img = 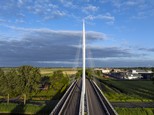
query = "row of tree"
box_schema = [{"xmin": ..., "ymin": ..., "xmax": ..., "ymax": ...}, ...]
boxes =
[
  {"xmin": 0, "ymin": 66, "xmax": 41, "ymax": 104},
  {"xmin": 0, "ymin": 66, "xmax": 70, "ymax": 104},
  {"xmin": 75, "ymin": 68, "xmax": 102, "ymax": 79}
]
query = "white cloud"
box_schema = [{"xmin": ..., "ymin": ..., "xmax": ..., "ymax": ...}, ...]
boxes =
[
  {"xmin": 82, "ymin": 5, "xmax": 99, "ymax": 14},
  {"xmin": 2, "ymin": 25, "xmax": 108, "ymax": 41},
  {"xmin": 48, "ymin": 3, "xmax": 58, "ymax": 9},
  {"xmin": 85, "ymin": 13, "xmax": 115, "ymax": 24},
  {"xmin": 44, "ymin": 10, "xmax": 66, "ymax": 20},
  {"xmin": 0, "ymin": 19, "xmax": 5, "ymax": 22},
  {"xmin": 17, "ymin": 0, "xmax": 24, "ymax": 7},
  {"xmin": 37, "ymin": 61, "xmax": 78, "ymax": 65},
  {"xmin": 15, "ymin": 19, "xmax": 25, "ymax": 23},
  {"xmin": 62, "ymin": 1, "xmax": 77, "ymax": 8},
  {"xmin": 124, "ymin": 1, "xmax": 138, "ymax": 6}
]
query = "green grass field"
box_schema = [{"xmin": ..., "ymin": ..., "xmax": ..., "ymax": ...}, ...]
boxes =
[
  {"xmin": 0, "ymin": 101, "xmax": 59, "ymax": 115},
  {"xmin": 0, "ymin": 103, "xmax": 45, "ymax": 114},
  {"xmin": 115, "ymin": 108, "xmax": 154, "ymax": 115},
  {"xmin": 97, "ymin": 79, "xmax": 154, "ymax": 102}
]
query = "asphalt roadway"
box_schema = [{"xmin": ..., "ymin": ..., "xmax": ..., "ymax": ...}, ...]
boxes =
[
  {"xmin": 61, "ymin": 79, "xmax": 82, "ymax": 115},
  {"xmin": 86, "ymin": 79, "xmax": 106, "ymax": 115}
]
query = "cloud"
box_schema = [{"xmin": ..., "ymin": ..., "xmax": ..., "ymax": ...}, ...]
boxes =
[
  {"xmin": 0, "ymin": 19, "xmax": 5, "ymax": 23},
  {"xmin": 0, "ymin": 0, "xmax": 66, "ymax": 21},
  {"xmin": 15, "ymin": 19, "xmax": 25, "ymax": 23},
  {"xmin": 60, "ymin": 1, "xmax": 77, "ymax": 8},
  {"xmin": 110, "ymin": 0, "xmax": 146, "ymax": 8},
  {"xmin": 4, "ymin": 25, "xmax": 107, "ymax": 40},
  {"xmin": 124, "ymin": 1, "xmax": 138, "ymax": 6},
  {"xmin": 91, "ymin": 58, "xmax": 154, "ymax": 67},
  {"xmin": 138, "ymin": 48, "xmax": 154, "ymax": 52},
  {"xmin": 82, "ymin": 5, "xmax": 99, "ymax": 14},
  {"xmin": 44, "ymin": 10, "xmax": 66, "ymax": 20},
  {"xmin": 85, "ymin": 13, "xmax": 115, "ymax": 23},
  {"xmin": 26, "ymin": 1, "xmax": 66, "ymax": 20},
  {"xmin": 87, "ymin": 46, "xmax": 133, "ymax": 58},
  {"xmin": 0, "ymin": 26, "xmax": 136, "ymax": 67},
  {"xmin": 37, "ymin": 61, "xmax": 78, "ymax": 65}
]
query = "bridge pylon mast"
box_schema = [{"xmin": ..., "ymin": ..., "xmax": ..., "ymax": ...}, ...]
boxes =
[{"xmin": 82, "ymin": 19, "xmax": 86, "ymax": 115}]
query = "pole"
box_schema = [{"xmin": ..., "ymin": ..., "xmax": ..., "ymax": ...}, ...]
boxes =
[
  {"xmin": 7, "ymin": 94, "xmax": 9, "ymax": 104},
  {"xmin": 82, "ymin": 19, "xmax": 86, "ymax": 115}
]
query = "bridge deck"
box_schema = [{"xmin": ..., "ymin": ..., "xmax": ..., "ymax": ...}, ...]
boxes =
[
  {"xmin": 62, "ymin": 79, "xmax": 82, "ymax": 115},
  {"xmin": 86, "ymin": 79, "xmax": 106, "ymax": 115}
]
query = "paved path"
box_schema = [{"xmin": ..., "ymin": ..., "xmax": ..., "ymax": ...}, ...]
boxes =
[
  {"xmin": 62, "ymin": 79, "xmax": 82, "ymax": 115},
  {"xmin": 86, "ymin": 79, "xmax": 106, "ymax": 115}
]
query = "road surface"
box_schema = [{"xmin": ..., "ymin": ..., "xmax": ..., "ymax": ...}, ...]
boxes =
[
  {"xmin": 86, "ymin": 79, "xmax": 106, "ymax": 115},
  {"xmin": 61, "ymin": 79, "xmax": 82, "ymax": 115}
]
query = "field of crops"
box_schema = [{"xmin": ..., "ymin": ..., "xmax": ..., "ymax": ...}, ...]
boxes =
[
  {"xmin": 115, "ymin": 107, "xmax": 154, "ymax": 115},
  {"xmin": 40, "ymin": 68, "xmax": 77, "ymax": 75},
  {"xmin": 97, "ymin": 79, "xmax": 154, "ymax": 102},
  {"xmin": 1, "ymin": 67, "xmax": 77, "ymax": 75}
]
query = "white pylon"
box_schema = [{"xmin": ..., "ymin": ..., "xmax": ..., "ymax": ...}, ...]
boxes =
[{"xmin": 82, "ymin": 19, "xmax": 86, "ymax": 115}]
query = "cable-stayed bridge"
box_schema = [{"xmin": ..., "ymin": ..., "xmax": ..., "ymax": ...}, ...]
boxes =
[{"xmin": 50, "ymin": 20, "xmax": 118, "ymax": 115}]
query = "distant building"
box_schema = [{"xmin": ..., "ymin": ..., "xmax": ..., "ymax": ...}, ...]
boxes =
[
  {"xmin": 94, "ymin": 68, "xmax": 111, "ymax": 74},
  {"xmin": 126, "ymin": 69, "xmax": 153, "ymax": 79},
  {"xmin": 129, "ymin": 69, "xmax": 152, "ymax": 74},
  {"xmin": 113, "ymin": 69, "xmax": 123, "ymax": 73},
  {"xmin": 102, "ymin": 68, "xmax": 111, "ymax": 74},
  {"xmin": 109, "ymin": 69, "xmax": 153, "ymax": 80},
  {"xmin": 110, "ymin": 72, "xmax": 126, "ymax": 79},
  {"xmin": 125, "ymin": 73, "xmax": 142, "ymax": 79}
]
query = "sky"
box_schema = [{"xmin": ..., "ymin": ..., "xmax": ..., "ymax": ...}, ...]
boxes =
[{"xmin": 0, "ymin": 0, "xmax": 154, "ymax": 67}]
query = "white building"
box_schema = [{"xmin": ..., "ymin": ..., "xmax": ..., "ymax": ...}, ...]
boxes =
[
  {"xmin": 130, "ymin": 69, "xmax": 152, "ymax": 74},
  {"xmin": 125, "ymin": 73, "xmax": 142, "ymax": 79},
  {"xmin": 126, "ymin": 69, "xmax": 153, "ymax": 79},
  {"xmin": 102, "ymin": 69, "xmax": 111, "ymax": 74}
]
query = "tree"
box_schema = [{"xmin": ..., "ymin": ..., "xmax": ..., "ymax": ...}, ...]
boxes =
[
  {"xmin": 41, "ymin": 76, "xmax": 51, "ymax": 90},
  {"xmin": 95, "ymin": 70, "xmax": 102, "ymax": 78},
  {"xmin": 151, "ymin": 68, "xmax": 154, "ymax": 84},
  {"xmin": 0, "ymin": 68, "xmax": 5, "ymax": 95},
  {"xmin": 4, "ymin": 69, "xmax": 19, "ymax": 96},
  {"xmin": 75, "ymin": 70, "xmax": 82, "ymax": 79},
  {"xmin": 18, "ymin": 65, "xmax": 41, "ymax": 104},
  {"xmin": 51, "ymin": 70, "xmax": 69, "ymax": 90},
  {"xmin": 0, "ymin": 68, "xmax": 19, "ymax": 104},
  {"xmin": 86, "ymin": 68, "xmax": 94, "ymax": 79}
]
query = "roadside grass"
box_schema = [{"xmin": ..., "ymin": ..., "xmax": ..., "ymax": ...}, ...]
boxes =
[
  {"xmin": 115, "ymin": 107, "xmax": 154, "ymax": 115},
  {"xmin": 0, "ymin": 103, "xmax": 45, "ymax": 114},
  {"xmin": 0, "ymin": 81, "xmax": 69, "ymax": 114},
  {"xmin": 0, "ymin": 87, "xmax": 67, "ymax": 114},
  {"xmin": 97, "ymin": 78, "xmax": 154, "ymax": 102}
]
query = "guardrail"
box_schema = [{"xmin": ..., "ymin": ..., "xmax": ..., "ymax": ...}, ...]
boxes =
[
  {"xmin": 91, "ymin": 80, "xmax": 118, "ymax": 115},
  {"xmin": 79, "ymin": 90, "xmax": 82, "ymax": 115},
  {"xmin": 85, "ymin": 87, "xmax": 89, "ymax": 115},
  {"xmin": 50, "ymin": 80, "xmax": 77, "ymax": 115}
]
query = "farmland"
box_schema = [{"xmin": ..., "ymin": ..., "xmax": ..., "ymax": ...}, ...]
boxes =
[
  {"xmin": 115, "ymin": 108, "xmax": 154, "ymax": 115},
  {"xmin": 40, "ymin": 67, "xmax": 77, "ymax": 75},
  {"xmin": 96, "ymin": 78, "xmax": 154, "ymax": 115},
  {"xmin": 97, "ymin": 78, "xmax": 154, "ymax": 102},
  {"xmin": 1, "ymin": 67, "xmax": 77, "ymax": 76}
]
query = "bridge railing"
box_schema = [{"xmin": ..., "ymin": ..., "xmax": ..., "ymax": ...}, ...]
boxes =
[
  {"xmin": 50, "ymin": 80, "xmax": 77, "ymax": 115},
  {"xmin": 92, "ymin": 80, "xmax": 118, "ymax": 115},
  {"xmin": 79, "ymin": 90, "xmax": 82, "ymax": 115}
]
